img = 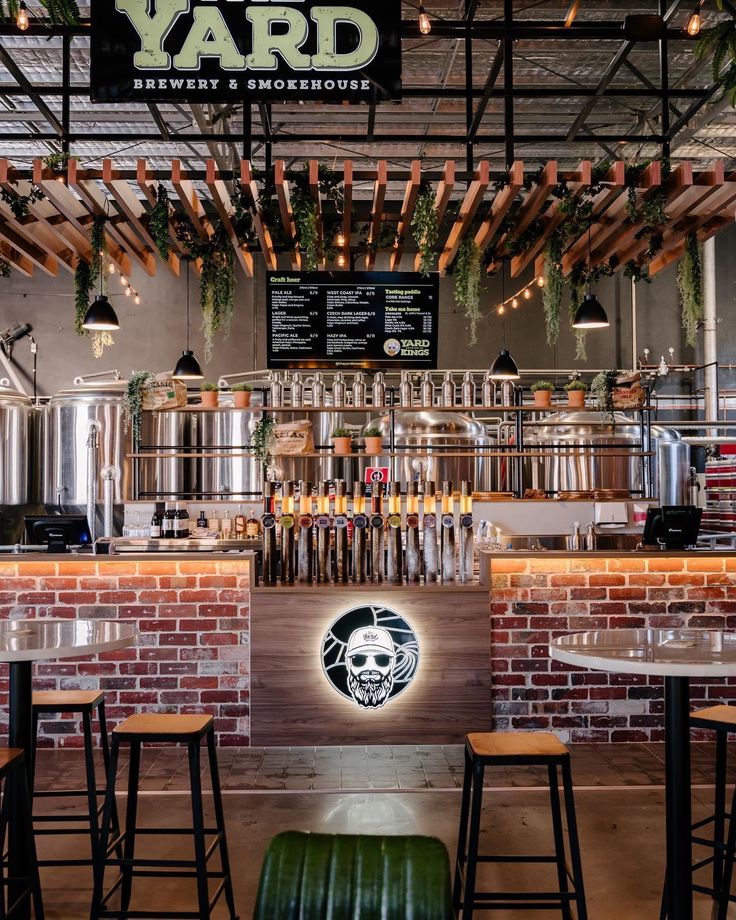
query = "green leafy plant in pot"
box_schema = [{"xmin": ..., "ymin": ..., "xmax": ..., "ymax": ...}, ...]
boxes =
[
  {"xmin": 199, "ymin": 381, "xmax": 219, "ymax": 408},
  {"xmin": 332, "ymin": 427, "xmax": 352, "ymax": 456},
  {"xmin": 231, "ymin": 383, "xmax": 252, "ymax": 409},
  {"xmin": 363, "ymin": 424, "xmax": 383, "ymax": 455},
  {"xmin": 251, "ymin": 417, "xmax": 276, "ymax": 468},
  {"xmin": 564, "ymin": 379, "xmax": 588, "ymax": 408},
  {"xmin": 530, "ymin": 380, "xmax": 554, "ymax": 408}
]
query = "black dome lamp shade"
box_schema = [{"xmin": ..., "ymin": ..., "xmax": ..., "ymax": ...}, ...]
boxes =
[
  {"xmin": 173, "ymin": 260, "xmax": 204, "ymax": 380},
  {"xmin": 82, "ymin": 293, "xmax": 119, "ymax": 331},
  {"xmin": 573, "ymin": 222, "xmax": 610, "ymax": 330},
  {"xmin": 489, "ymin": 259, "xmax": 520, "ymax": 380}
]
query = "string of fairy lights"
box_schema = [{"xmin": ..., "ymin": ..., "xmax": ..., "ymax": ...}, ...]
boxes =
[
  {"xmin": 492, "ymin": 275, "xmax": 545, "ymax": 317},
  {"xmin": 108, "ymin": 261, "xmax": 141, "ymax": 305}
]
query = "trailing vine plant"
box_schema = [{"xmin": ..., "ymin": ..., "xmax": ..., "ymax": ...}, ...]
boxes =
[
  {"xmin": 0, "ymin": 258, "xmax": 10, "ymax": 278},
  {"xmin": 453, "ymin": 237, "xmax": 482, "ymax": 346},
  {"xmin": 150, "ymin": 184, "xmax": 171, "ymax": 263},
  {"xmin": 541, "ymin": 236, "xmax": 563, "ymax": 346},
  {"xmin": 677, "ymin": 232, "xmax": 704, "ymax": 348},
  {"xmin": 411, "ymin": 178, "xmax": 439, "ymax": 277},
  {"xmin": 41, "ymin": 150, "xmax": 74, "ymax": 172},
  {"xmin": 73, "ymin": 215, "xmax": 114, "ymax": 357},
  {"xmin": 288, "ymin": 165, "xmax": 344, "ymax": 269},
  {"xmin": 0, "ymin": 184, "xmax": 44, "ymax": 220},
  {"xmin": 696, "ymin": 13, "xmax": 736, "ymax": 107},
  {"xmin": 0, "ymin": 0, "xmax": 80, "ymax": 24},
  {"xmin": 591, "ymin": 369, "xmax": 620, "ymax": 425},
  {"xmin": 251, "ymin": 416, "xmax": 277, "ymax": 467},
  {"xmin": 123, "ymin": 371, "xmax": 153, "ymax": 446}
]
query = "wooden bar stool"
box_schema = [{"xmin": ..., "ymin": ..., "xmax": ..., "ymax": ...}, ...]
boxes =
[
  {"xmin": 453, "ymin": 732, "xmax": 587, "ymax": 920},
  {"xmin": 31, "ymin": 690, "xmax": 120, "ymax": 868},
  {"xmin": 91, "ymin": 713, "xmax": 238, "ymax": 920},
  {"xmin": 0, "ymin": 748, "xmax": 44, "ymax": 919}
]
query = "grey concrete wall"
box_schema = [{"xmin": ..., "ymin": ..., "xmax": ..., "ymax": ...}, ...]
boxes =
[{"xmin": 1, "ymin": 223, "xmax": 733, "ymax": 397}]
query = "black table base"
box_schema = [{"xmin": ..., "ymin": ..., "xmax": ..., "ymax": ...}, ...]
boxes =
[
  {"xmin": 8, "ymin": 660, "xmax": 35, "ymax": 920},
  {"xmin": 662, "ymin": 675, "xmax": 693, "ymax": 920}
]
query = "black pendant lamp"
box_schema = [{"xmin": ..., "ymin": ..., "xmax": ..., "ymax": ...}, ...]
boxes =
[
  {"xmin": 573, "ymin": 223, "xmax": 610, "ymax": 330},
  {"xmin": 82, "ymin": 253, "xmax": 119, "ymax": 331},
  {"xmin": 490, "ymin": 259, "xmax": 520, "ymax": 380},
  {"xmin": 173, "ymin": 260, "xmax": 203, "ymax": 380}
]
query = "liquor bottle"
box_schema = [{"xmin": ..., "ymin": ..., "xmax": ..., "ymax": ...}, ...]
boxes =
[
  {"xmin": 246, "ymin": 510, "xmax": 260, "ymax": 539},
  {"xmin": 175, "ymin": 502, "xmax": 190, "ymax": 539},
  {"xmin": 221, "ymin": 509, "xmax": 232, "ymax": 538},
  {"xmin": 235, "ymin": 505, "xmax": 245, "ymax": 536},
  {"xmin": 399, "ymin": 371, "xmax": 413, "ymax": 407},
  {"xmin": 420, "ymin": 372, "xmax": 435, "ymax": 407},
  {"xmin": 441, "ymin": 371, "xmax": 456, "ymax": 407},
  {"xmin": 351, "ymin": 372, "xmax": 366, "ymax": 408},
  {"xmin": 163, "ymin": 502, "xmax": 176, "ymax": 539},
  {"xmin": 371, "ymin": 372, "xmax": 386, "ymax": 408},
  {"xmin": 332, "ymin": 372, "xmax": 346, "ymax": 407},
  {"xmin": 149, "ymin": 506, "xmax": 162, "ymax": 539},
  {"xmin": 196, "ymin": 510, "xmax": 208, "ymax": 530},
  {"xmin": 208, "ymin": 511, "xmax": 220, "ymax": 533}
]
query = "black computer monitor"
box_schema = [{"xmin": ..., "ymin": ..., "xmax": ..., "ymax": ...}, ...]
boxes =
[
  {"xmin": 24, "ymin": 514, "xmax": 93, "ymax": 553},
  {"xmin": 642, "ymin": 506, "xmax": 702, "ymax": 550}
]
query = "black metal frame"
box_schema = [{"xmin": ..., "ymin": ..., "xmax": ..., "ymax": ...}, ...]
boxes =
[{"xmin": 0, "ymin": 3, "xmax": 716, "ymax": 164}]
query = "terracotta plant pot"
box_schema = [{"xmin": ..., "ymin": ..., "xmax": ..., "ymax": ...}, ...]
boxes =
[
  {"xmin": 533, "ymin": 390, "xmax": 552, "ymax": 408},
  {"xmin": 566, "ymin": 390, "xmax": 586, "ymax": 408},
  {"xmin": 200, "ymin": 391, "xmax": 219, "ymax": 408},
  {"xmin": 364, "ymin": 436, "xmax": 383, "ymax": 455},
  {"xmin": 233, "ymin": 390, "xmax": 251, "ymax": 409},
  {"xmin": 333, "ymin": 436, "xmax": 352, "ymax": 455}
]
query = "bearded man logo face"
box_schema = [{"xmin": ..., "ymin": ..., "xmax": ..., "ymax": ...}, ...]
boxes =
[{"xmin": 345, "ymin": 626, "xmax": 396, "ymax": 708}]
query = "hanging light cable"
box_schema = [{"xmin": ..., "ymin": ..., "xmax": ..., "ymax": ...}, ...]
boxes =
[
  {"xmin": 572, "ymin": 221, "xmax": 610, "ymax": 329},
  {"xmin": 173, "ymin": 259, "xmax": 204, "ymax": 379},
  {"xmin": 490, "ymin": 260, "xmax": 520, "ymax": 380}
]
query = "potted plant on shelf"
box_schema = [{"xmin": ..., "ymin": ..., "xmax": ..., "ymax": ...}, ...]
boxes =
[
  {"xmin": 363, "ymin": 425, "xmax": 383, "ymax": 455},
  {"xmin": 199, "ymin": 382, "xmax": 219, "ymax": 408},
  {"xmin": 332, "ymin": 427, "xmax": 353, "ymax": 455},
  {"xmin": 231, "ymin": 383, "xmax": 252, "ymax": 409},
  {"xmin": 530, "ymin": 380, "xmax": 554, "ymax": 408},
  {"xmin": 564, "ymin": 380, "xmax": 588, "ymax": 408}
]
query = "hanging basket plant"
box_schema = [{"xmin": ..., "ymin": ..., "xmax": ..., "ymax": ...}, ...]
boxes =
[
  {"xmin": 677, "ymin": 231, "xmax": 704, "ymax": 348},
  {"xmin": 123, "ymin": 371, "xmax": 152, "ymax": 446},
  {"xmin": 411, "ymin": 178, "xmax": 439, "ymax": 277},
  {"xmin": 542, "ymin": 236, "xmax": 563, "ymax": 347},
  {"xmin": 454, "ymin": 237, "xmax": 482, "ymax": 346},
  {"xmin": 591, "ymin": 369, "xmax": 619, "ymax": 424},
  {"xmin": 251, "ymin": 416, "xmax": 277, "ymax": 467},
  {"xmin": 74, "ymin": 214, "xmax": 114, "ymax": 357},
  {"xmin": 150, "ymin": 183, "xmax": 171, "ymax": 264}
]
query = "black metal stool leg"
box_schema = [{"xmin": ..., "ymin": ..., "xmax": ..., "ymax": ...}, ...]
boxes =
[
  {"xmin": 188, "ymin": 741, "xmax": 211, "ymax": 919},
  {"xmin": 91, "ymin": 737, "xmax": 119, "ymax": 920},
  {"xmin": 0, "ymin": 774, "xmax": 9, "ymax": 920},
  {"xmin": 453, "ymin": 748, "xmax": 473, "ymax": 914},
  {"xmin": 461, "ymin": 760, "xmax": 484, "ymax": 920},
  {"xmin": 717, "ymin": 784, "xmax": 736, "ymax": 920},
  {"xmin": 82, "ymin": 712, "xmax": 99, "ymax": 861},
  {"xmin": 548, "ymin": 763, "xmax": 572, "ymax": 920},
  {"xmin": 561, "ymin": 757, "xmax": 587, "ymax": 920},
  {"xmin": 206, "ymin": 731, "xmax": 237, "ymax": 919},
  {"xmin": 29, "ymin": 714, "xmax": 39, "ymax": 802},
  {"xmin": 20, "ymin": 771, "xmax": 43, "ymax": 920},
  {"xmin": 96, "ymin": 704, "xmax": 122, "ymax": 862},
  {"xmin": 714, "ymin": 732, "xmax": 728, "ymax": 898},
  {"xmin": 120, "ymin": 741, "xmax": 140, "ymax": 914}
]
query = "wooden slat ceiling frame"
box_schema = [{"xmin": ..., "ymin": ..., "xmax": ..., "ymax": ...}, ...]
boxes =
[
  {"xmin": 474, "ymin": 160, "xmax": 523, "ymax": 254},
  {"xmin": 415, "ymin": 160, "xmax": 455, "ymax": 272},
  {"xmin": 274, "ymin": 160, "xmax": 300, "ymax": 271},
  {"xmin": 342, "ymin": 160, "xmax": 352, "ymax": 270},
  {"xmin": 308, "ymin": 159, "xmax": 325, "ymax": 268},
  {"xmin": 240, "ymin": 160, "xmax": 276, "ymax": 272},
  {"xmin": 136, "ymin": 158, "xmax": 189, "ymax": 263},
  {"xmin": 438, "ymin": 160, "xmax": 490, "ymax": 274},
  {"xmin": 390, "ymin": 160, "xmax": 422, "ymax": 272},
  {"xmin": 366, "ymin": 160, "xmax": 388, "ymax": 272},
  {"xmin": 205, "ymin": 159, "xmax": 254, "ymax": 278},
  {"xmin": 0, "ymin": 239, "xmax": 33, "ymax": 276}
]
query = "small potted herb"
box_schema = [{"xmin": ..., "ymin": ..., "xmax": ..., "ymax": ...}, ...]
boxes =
[
  {"xmin": 332, "ymin": 427, "xmax": 353, "ymax": 456},
  {"xmin": 199, "ymin": 381, "xmax": 219, "ymax": 408},
  {"xmin": 231, "ymin": 383, "xmax": 252, "ymax": 409},
  {"xmin": 363, "ymin": 425, "xmax": 383, "ymax": 455},
  {"xmin": 564, "ymin": 379, "xmax": 588, "ymax": 408},
  {"xmin": 530, "ymin": 380, "xmax": 554, "ymax": 408}
]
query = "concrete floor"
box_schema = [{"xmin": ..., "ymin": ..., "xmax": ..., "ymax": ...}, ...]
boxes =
[{"xmin": 30, "ymin": 745, "xmax": 736, "ymax": 918}]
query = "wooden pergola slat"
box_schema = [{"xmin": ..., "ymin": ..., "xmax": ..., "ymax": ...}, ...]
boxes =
[
  {"xmin": 0, "ymin": 218, "xmax": 56, "ymax": 275},
  {"xmin": 489, "ymin": 161, "xmax": 557, "ymax": 274},
  {"xmin": 240, "ymin": 160, "xmax": 276, "ymax": 271},
  {"xmin": 205, "ymin": 159, "xmax": 254, "ymax": 278},
  {"xmin": 474, "ymin": 161, "xmax": 523, "ymax": 254},
  {"xmin": 390, "ymin": 160, "xmax": 421, "ymax": 272},
  {"xmin": 366, "ymin": 160, "xmax": 388, "ymax": 271},
  {"xmin": 438, "ymin": 160, "xmax": 490, "ymax": 273},
  {"xmin": 0, "ymin": 240, "xmax": 33, "ymax": 277},
  {"xmin": 171, "ymin": 159, "xmax": 210, "ymax": 242},
  {"xmin": 136, "ymin": 159, "xmax": 188, "ymax": 261},
  {"xmin": 342, "ymin": 160, "xmax": 352, "ymax": 270},
  {"xmin": 275, "ymin": 160, "xmax": 300, "ymax": 270}
]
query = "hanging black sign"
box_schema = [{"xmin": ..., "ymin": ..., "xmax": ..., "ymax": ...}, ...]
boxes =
[{"xmin": 90, "ymin": 0, "xmax": 401, "ymax": 103}]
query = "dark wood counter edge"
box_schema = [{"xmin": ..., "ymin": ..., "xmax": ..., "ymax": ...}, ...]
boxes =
[
  {"xmin": 480, "ymin": 550, "xmax": 736, "ymax": 558},
  {"xmin": 0, "ymin": 552, "xmax": 258, "ymax": 562},
  {"xmin": 252, "ymin": 583, "xmax": 489, "ymax": 593}
]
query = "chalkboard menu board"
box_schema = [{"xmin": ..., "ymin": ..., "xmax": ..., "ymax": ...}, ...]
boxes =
[{"xmin": 267, "ymin": 271, "xmax": 439, "ymax": 369}]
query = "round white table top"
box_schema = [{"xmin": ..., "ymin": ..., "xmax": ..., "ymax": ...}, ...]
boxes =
[
  {"xmin": 550, "ymin": 628, "xmax": 736, "ymax": 677},
  {"xmin": 0, "ymin": 619, "xmax": 138, "ymax": 662}
]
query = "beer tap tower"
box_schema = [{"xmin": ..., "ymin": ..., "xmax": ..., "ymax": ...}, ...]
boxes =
[
  {"xmin": 370, "ymin": 480, "xmax": 385, "ymax": 583},
  {"xmin": 297, "ymin": 480, "xmax": 313, "ymax": 584},
  {"xmin": 423, "ymin": 481, "xmax": 438, "ymax": 583},
  {"xmin": 440, "ymin": 480, "xmax": 456, "ymax": 583},
  {"xmin": 261, "ymin": 480, "xmax": 278, "ymax": 586},
  {"xmin": 405, "ymin": 481, "xmax": 421, "ymax": 583},
  {"xmin": 280, "ymin": 480, "xmax": 295, "ymax": 584},
  {"xmin": 386, "ymin": 481, "xmax": 403, "ymax": 585},
  {"xmin": 334, "ymin": 480, "xmax": 349, "ymax": 584},
  {"xmin": 352, "ymin": 481, "xmax": 368, "ymax": 583},
  {"xmin": 459, "ymin": 480, "xmax": 474, "ymax": 583},
  {"xmin": 316, "ymin": 481, "xmax": 331, "ymax": 583}
]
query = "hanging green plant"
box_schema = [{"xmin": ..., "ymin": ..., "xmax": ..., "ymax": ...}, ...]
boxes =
[
  {"xmin": 542, "ymin": 237, "xmax": 563, "ymax": 346},
  {"xmin": 0, "ymin": 258, "xmax": 10, "ymax": 278},
  {"xmin": 677, "ymin": 231, "xmax": 704, "ymax": 348},
  {"xmin": 251, "ymin": 416, "xmax": 277, "ymax": 467},
  {"xmin": 0, "ymin": 184, "xmax": 44, "ymax": 220},
  {"xmin": 41, "ymin": 150, "xmax": 74, "ymax": 172},
  {"xmin": 123, "ymin": 371, "xmax": 153, "ymax": 446},
  {"xmin": 74, "ymin": 260, "xmax": 94, "ymax": 335},
  {"xmin": 411, "ymin": 179, "xmax": 439, "ymax": 277},
  {"xmin": 41, "ymin": 0, "xmax": 80, "ymax": 25},
  {"xmin": 591, "ymin": 369, "xmax": 620, "ymax": 425},
  {"xmin": 150, "ymin": 184, "xmax": 171, "ymax": 263},
  {"xmin": 74, "ymin": 214, "xmax": 108, "ymax": 344},
  {"xmin": 568, "ymin": 281, "xmax": 587, "ymax": 361},
  {"xmin": 287, "ymin": 165, "xmax": 344, "ymax": 270},
  {"xmin": 696, "ymin": 16, "xmax": 736, "ymax": 107},
  {"xmin": 453, "ymin": 237, "xmax": 482, "ymax": 346}
]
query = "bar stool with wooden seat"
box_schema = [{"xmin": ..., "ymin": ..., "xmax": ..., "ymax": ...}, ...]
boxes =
[
  {"xmin": 453, "ymin": 732, "xmax": 587, "ymax": 920},
  {"xmin": 0, "ymin": 748, "xmax": 44, "ymax": 918},
  {"xmin": 91, "ymin": 713, "xmax": 238, "ymax": 920},
  {"xmin": 31, "ymin": 689, "xmax": 119, "ymax": 868}
]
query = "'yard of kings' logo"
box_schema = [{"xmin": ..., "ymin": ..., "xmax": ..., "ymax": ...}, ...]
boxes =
[{"xmin": 321, "ymin": 605, "xmax": 419, "ymax": 709}]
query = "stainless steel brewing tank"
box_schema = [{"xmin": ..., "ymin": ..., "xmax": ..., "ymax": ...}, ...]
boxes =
[
  {"xmin": 0, "ymin": 387, "xmax": 32, "ymax": 504},
  {"xmin": 192, "ymin": 409, "xmax": 261, "ymax": 498},
  {"xmin": 523, "ymin": 410, "xmax": 690, "ymax": 501},
  {"xmin": 138, "ymin": 410, "xmax": 190, "ymax": 500},
  {"xmin": 360, "ymin": 410, "xmax": 498, "ymax": 490},
  {"xmin": 42, "ymin": 382, "xmax": 130, "ymax": 506}
]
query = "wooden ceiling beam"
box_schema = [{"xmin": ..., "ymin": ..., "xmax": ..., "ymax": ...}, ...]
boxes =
[
  {"xmin": 308, "ymin": 159, "xmax": 325, "ymax": 267},
  {"xmin": 0, "ymin": 218, "xmax": 57, "ymax": 275},
  {"xmin": 275, "ymin": 160, "xmax": 300, "ymax": 270},
  {"xmin": 171, "ymin": 159, "xmax": 210, "ymax": 242},
  {"xmin": 0, "ymin": 240, "xmax": 33, "ymax": 277},
  {"xmin": 136, "ymin": 159, "xmax": 187, "ymax": 260},
  {"xmin": 474, "ymin": 160, "xmax": 523, "ymax": 254},
  {"xmin": 390, "ymin": 160, "xmax": 422, "ymax": 272},
  {"xmin": 342, "ymin": 160, "xmax": 352, "ymax": 270},
  {"xmin": 438, "ymin": 160, "xmax": 490, "ymax": 274},
  {"xmin": 240, "ymin": 160, "xmax": 276, "ymax": 271},
  {"xmin": 205, "ymin": 159, "xmax": 254, "ymax": 278},
  {"xmin": 366, "ymin": 160, "xmax": 388, "ymax": 271},
  {"xmin": 414, "ymin": 160, "xmax": 455, "ymax": 273}
]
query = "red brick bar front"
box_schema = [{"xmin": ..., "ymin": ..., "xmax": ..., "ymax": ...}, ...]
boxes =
[
  {"xmin": 487, "ymin": 552, "xmax": 736, "ymax": 743},
  {"xmin": 0, "ymin": 555, "xmax": 251, "ymax": 747}
]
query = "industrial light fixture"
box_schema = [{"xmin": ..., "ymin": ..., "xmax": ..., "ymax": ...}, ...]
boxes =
[
  {"xmin": 418, "ymin": 4, "xmax": 431, "ymax": 34},
  {"xmin": 173, "ymin": 260, "xmax": 203, "ymax": 380},
  {"xmin": 573, "ymin": 222, "xmax": 609, "ymax": 330},
  {"xmin": 686, "ymin": 3, "xmax": 703, "ymax": 35},
  {"xmin": 82, "ymin": 294, "xmax": 119, "ymax": 331},
  {"xmin": 490, "ymin": 259, "xmax": 520, "ymax": 381},
  {"xmin": 16, "ymin": 1, "xmax": 29, "ymax": 31},
  {"xmin": 336, "ymin": 229, "xmax": 345, "ymax": 248}
]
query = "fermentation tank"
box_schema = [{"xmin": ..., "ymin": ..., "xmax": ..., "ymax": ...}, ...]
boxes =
[
  {"xmin": 360, "ymin": 411, "xmax": 500, "ymax": 491},
  {"xmin": 0, "ymin": 386, "xmax": 36, "ymax": 542},
  {"xmin": 524, "ymin": 410, "xmax": 690, "ymax": 502},
  {"xmin": 138, "ymin": 410, "xmax": 190, "ymax": 500},
  {"xmin": 192, "ymin": 409, "xmax": 261, "ymax": 499}
]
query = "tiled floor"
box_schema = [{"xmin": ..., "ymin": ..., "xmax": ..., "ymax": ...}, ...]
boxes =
[{"xmin": 28, "ymin": 744, "xmax": 736, "ymax": 918}]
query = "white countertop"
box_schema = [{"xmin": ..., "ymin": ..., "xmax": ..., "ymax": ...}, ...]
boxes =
[{"xmin": 0, "ymin": 619, "xmax": 138, "ymax": 662}]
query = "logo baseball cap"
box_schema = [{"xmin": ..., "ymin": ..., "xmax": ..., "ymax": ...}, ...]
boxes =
[{"xmin": 347, "ymin": 626, "xmax": 395, "ymax": 657}]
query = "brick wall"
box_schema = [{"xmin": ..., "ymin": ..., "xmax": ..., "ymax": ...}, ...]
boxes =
[
  {"xmin": 0, "ymin": 558, "xmax": 250, "ymax": 747},
  {"xmin": 490, "ymin": 555, "xmax": 736, "ymax": 742}
]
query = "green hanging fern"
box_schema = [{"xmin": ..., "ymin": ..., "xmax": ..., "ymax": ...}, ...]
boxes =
[
  {"xmin": 251, "ymin": 417, "xmax": 276, "ymax": 467},
  {"xmin": 542, "ymin": 237, "xmax": 563, "ymax": 347},
  {"xmin": 0, "ymin": 184, "xmax": 44, "ymax": 220},
  {"xmin": 411, "ymin": 179, "xmax": 439, "ymax": 277},
  {"xmin": 454, "ymin": 237, "xmax": 482, "ymax": 346},
  {"xmin": 123, "ymin": 370, "xmax": 153, "ymax": 445},
  {"xmin": 40, "ymin": 0, "xmax": 80, "ymax": 25},
  {"xmin": 150, "ymin": 184, "xmax": 171, "ymax": 263},
  {"xmin": 74, "ymin": 214, "xmax": 107, "ymax": 336},
  {"xmin": 74, "ymin": 260, "xmax": 93, "ymax": 335},
  {"xmin": 677, "ymin": 232, "xmax": 704, "ymax": 348},
  {"xmin": 0, "ymin": 258, "xmax": 10, "ymax": 278}
]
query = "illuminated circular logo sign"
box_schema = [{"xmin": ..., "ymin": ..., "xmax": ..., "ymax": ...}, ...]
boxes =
[
  {"xmin": 383, "ymin": 338, "xmax": 401, "ymax": 357},
  {"xmin": 321, "ymin": 605, "xmax": 419, "ymax": 710}
]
